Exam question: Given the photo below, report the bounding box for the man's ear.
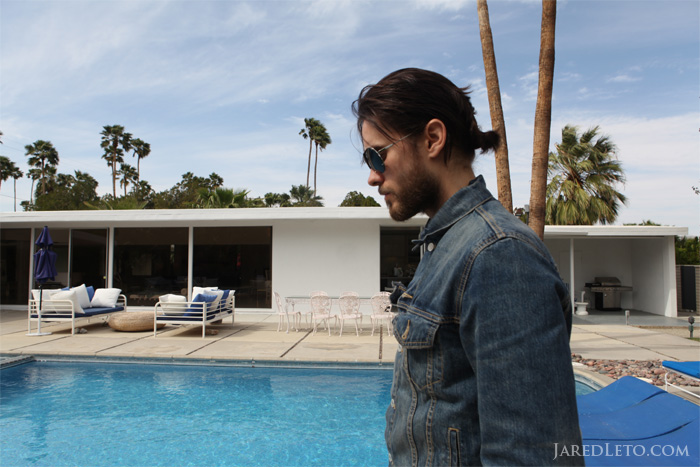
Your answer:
[424,119,447,161]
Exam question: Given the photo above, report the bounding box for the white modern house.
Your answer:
[0,208,687,316]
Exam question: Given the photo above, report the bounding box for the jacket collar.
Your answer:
[413,175,494,247]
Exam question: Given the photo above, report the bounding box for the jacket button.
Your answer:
[427,243,435,252]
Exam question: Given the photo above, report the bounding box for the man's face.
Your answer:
[362,122,440,221]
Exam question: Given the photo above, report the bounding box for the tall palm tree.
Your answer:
[27,168,41,204]
[131,138,151,182]
[9,163,23,212]
[24,140,59,196]
[300,117,321,188]
[118,163,138,197]
[101,125,132,198]
[312,123,331,194]
[0,156,13,193]
[546,125,626,225]
[477,0,512,213]
[529,0,557,240]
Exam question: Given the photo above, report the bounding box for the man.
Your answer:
[353,68,582,466]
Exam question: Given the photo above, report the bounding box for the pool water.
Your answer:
[1,361,595,467]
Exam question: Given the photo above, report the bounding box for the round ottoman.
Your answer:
[109,311,165,332]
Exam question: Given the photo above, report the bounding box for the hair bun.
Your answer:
[474,130,499,153]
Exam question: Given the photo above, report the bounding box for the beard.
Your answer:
[386,168,441,222]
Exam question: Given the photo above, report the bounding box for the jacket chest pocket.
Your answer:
[392,310,443,391]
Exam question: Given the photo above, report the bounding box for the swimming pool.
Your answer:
[1,360,595,467]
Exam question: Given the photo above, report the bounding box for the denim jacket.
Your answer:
[385,176,583,466]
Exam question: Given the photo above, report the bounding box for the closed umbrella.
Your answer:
[28,226,58,336]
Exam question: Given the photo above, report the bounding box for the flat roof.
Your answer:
[0,208,688,237]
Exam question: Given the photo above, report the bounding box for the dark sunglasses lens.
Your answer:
[364,148,385,173]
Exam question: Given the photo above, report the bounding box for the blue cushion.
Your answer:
[184,293,218,316]
[221,289,230,300]
[86,285,95,302]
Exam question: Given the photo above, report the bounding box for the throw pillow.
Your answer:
[31,289,61,312]
[86,285,95,302]
[71,284,92,310]
[91,288,122,308]
[51,290,83,314]
[159,294,187,315]
[185,293,218,316]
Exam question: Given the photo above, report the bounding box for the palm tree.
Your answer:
[300,117,322,188]
[546,125,626,225]
[197,187,251,208]
[25,140,59,196]
[101,125,133,198]
[9,163,23,212]
[0,156,13,192]
[27,168,41,204]
[477,0,512,213]
[289,184,323,207]
[312,123,331,194]
[529,0,557,240]
[118,163,138,197]
[131,138,151,182]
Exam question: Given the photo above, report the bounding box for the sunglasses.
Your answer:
[362,133,413,173]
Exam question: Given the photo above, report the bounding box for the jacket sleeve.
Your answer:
[459,237,583,466]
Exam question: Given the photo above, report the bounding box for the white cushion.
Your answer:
[71,284,92,310]
[31,289,61,312]
[192,286,218,298]
[91,288,122,308]
[51,290,84,314]
[159,294,187,315]
[207,289,225,310]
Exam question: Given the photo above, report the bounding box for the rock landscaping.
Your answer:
[572,353,700,387]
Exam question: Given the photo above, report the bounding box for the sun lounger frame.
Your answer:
[154,293,235,338]
[662,361,700,400]
[28,295,127,335]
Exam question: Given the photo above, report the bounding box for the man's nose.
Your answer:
[368,169,383,187]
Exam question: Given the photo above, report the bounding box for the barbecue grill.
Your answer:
[585,276,633,311]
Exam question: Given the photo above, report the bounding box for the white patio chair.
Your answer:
[275,292,300,333]
[310,292,336,336]
[337,291,362,336]
[370,291,392,336]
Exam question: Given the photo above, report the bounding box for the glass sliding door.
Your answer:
[380,227,421,291]
[114,228,188,306]
[0,229,31,305]
[193,227,272,309]
[70,229,108,289]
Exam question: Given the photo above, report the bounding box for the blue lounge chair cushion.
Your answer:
[577,376,665,415]
[184,293,218,316]
[583,419,699,466]
[662,361,700,379]
[31,306,124,319]
[580,393,699,441]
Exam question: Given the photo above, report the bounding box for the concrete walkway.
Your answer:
[2,308,698,379]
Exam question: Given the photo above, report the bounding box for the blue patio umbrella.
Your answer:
[28,226,58,335]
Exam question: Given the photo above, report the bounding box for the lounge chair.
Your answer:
[28,286,126,335]
[662,360,700,399]
[579,376,700,466]
[576,376,665,415]
[154,290,235,338]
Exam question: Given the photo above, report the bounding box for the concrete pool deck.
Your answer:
[1,308,698,397]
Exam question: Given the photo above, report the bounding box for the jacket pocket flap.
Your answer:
[392,312,439,349]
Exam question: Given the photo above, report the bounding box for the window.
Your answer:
[380,227,421,291]
[194,227,272,308]
[0,229,31,305]
[70,229,107,289]
[114,228,188,306]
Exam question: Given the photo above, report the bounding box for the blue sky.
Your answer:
[1,0,698,235]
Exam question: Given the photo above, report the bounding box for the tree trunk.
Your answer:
[306,139,313,188]
[529,0,556,240]
[313,143,319,194]
[477,0,513,214]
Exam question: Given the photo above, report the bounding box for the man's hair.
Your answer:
[352,68,499,163]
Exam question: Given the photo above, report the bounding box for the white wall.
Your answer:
[631,237,677,316]
[272,218,381,309]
